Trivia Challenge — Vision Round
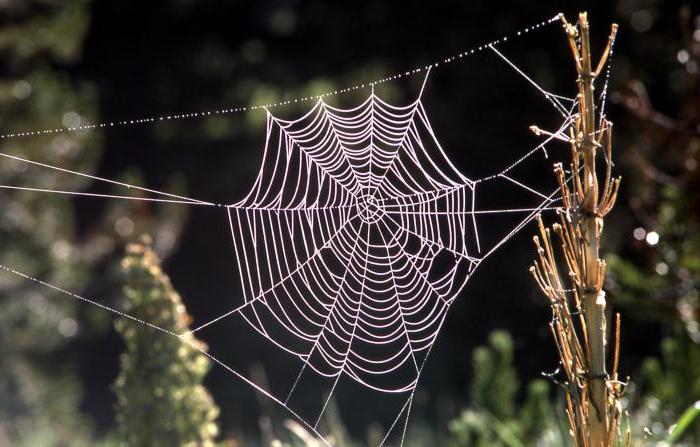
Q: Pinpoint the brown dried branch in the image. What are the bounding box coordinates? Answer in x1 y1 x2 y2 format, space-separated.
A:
528 12 630 447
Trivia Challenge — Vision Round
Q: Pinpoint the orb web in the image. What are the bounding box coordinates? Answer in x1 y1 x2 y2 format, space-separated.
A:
224 79 479 400
0 12 613 446
191 64 578 442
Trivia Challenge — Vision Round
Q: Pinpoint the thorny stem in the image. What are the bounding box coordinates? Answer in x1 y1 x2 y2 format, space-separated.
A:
529 12 628 447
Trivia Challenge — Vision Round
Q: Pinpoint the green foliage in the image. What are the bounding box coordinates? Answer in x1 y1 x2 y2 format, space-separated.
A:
643 337 700 415
0 0 91 64
631 335 700 444
667 401 700 444
448 331 560 447
114 237 220 447
469 330 518 419
605 6 700 445
0 1 102 445
0 369 94 447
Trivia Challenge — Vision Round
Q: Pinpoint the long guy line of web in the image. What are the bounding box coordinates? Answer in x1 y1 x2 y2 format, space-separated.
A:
0 13 563 141
0 262 333 447
0 20 575 218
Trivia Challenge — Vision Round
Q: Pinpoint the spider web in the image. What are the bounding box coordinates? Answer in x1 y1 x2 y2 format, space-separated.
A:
227 78 486 390
190 69 576 443
0 12 615 447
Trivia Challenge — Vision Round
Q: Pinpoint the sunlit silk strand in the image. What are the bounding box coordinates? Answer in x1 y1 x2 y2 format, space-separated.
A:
0 13 562 140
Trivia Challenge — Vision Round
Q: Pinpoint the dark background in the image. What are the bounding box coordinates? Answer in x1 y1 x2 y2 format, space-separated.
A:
2 0 698 445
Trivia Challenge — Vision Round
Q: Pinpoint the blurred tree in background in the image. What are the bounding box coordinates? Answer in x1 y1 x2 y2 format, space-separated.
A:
0 1 102 445
606 3 700 444
115 236 219 447
0 1 188 445
447 331 560 447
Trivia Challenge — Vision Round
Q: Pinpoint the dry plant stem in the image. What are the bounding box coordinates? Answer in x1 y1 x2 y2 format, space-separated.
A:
529 12 627 447
578 14 608 444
